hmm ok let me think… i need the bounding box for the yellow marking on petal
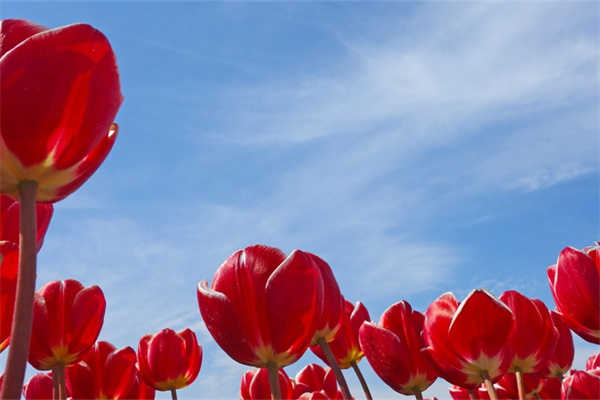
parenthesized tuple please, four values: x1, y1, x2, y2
(1, 140, 80, 202)
(509, 355, 539, 374)
(155, 375, 191, 391)
(399, 372, 435, 394)
(252, 344, 297, 368)
(461, 354, 505, 386)
(338, 349, 364, 369)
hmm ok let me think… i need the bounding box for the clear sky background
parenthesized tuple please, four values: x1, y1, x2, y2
(1, 1, 599, 399)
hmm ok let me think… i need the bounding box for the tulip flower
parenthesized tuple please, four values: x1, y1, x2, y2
(538, 311, 574, 380)
(137, 327, 202, 397)
(28, 279, 105, 370)
(311, 300, 371, 399)
(66, 341, 137, 400)
(22, 372, 54, 400)
(561, 369, 600, 399)
(240, 368, 294, 400)
(0, 18, 121, 397)
(0, 19, 123, 203)
(360, 300, 437, 399)
(499, 291, 558, 400)
(293, 364, 341, 400)
(197, 245, 324, 398)
(548, 245, 600, 344)
(28, 279, 105, 400)
(422, 289, 514, 399)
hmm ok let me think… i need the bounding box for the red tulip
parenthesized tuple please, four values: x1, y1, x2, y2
(22, 373, 54, 400)
(293, 364, 341, 400)
(548, 245, 600, 344)
(311, 300, 370, 369)
(360, 300, 437, 396)
(0, 194, 53, 250)
(0, 19, 123, 203)
(240, 368, 294, 400)
(422, 289, 515, 389)
(499, 290, 558, 375)
(538, 311, 574, 379)
(28, 279, 105, 370)
(561, 369, 600, 399)
(137, 328, 202, 391)
(66, 341, 137, 400)
(197, 245, 324, 368)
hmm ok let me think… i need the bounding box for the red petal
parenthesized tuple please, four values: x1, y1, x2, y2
(266, 250, 323, 365)
(197, 280, 259, 366)
(448, 289, 514, 365)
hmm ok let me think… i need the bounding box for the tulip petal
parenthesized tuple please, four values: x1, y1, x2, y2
(265, 250, 323, 366)
(448, 289, 514, 365)
(197, 280, 258, 366)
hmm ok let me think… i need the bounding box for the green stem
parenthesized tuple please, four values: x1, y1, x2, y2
(480, 370, 499, 400)
(317, 336, 352, 400)
(0, 180, 39, 400)
(170, 388, 178, 400)
(515, 370, 525, 400)
(266, 361, 282, 400)
(52, 362, 67, 400)
(351, 360, 372, 400)
(413, 386, 424, 400)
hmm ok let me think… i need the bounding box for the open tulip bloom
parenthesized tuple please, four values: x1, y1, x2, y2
(422, 289, 514, 399)
(360, 300, 437, 399)
(197, 245, 324, 399)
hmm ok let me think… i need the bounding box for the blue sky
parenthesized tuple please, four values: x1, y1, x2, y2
(1, 1, 598, 399)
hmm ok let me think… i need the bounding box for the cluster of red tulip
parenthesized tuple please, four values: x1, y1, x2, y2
(0, 18, 599, 400)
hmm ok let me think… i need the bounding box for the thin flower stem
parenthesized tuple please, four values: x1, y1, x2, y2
(316, 336, 352, 400)
(533, 392, 543, 400)
(0, 180, 39, 400)
(52, 362, 67, 400)
(413, 386, 424, 400)
(480, 369, 499, 400)
(557, 371, 564, 385)
(467, 389, 478, 400)
(515, 370, 525, 400)
(267, 361, 282, 400)
(351, 360, 372, 400)
(171, 388, 178, 400)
